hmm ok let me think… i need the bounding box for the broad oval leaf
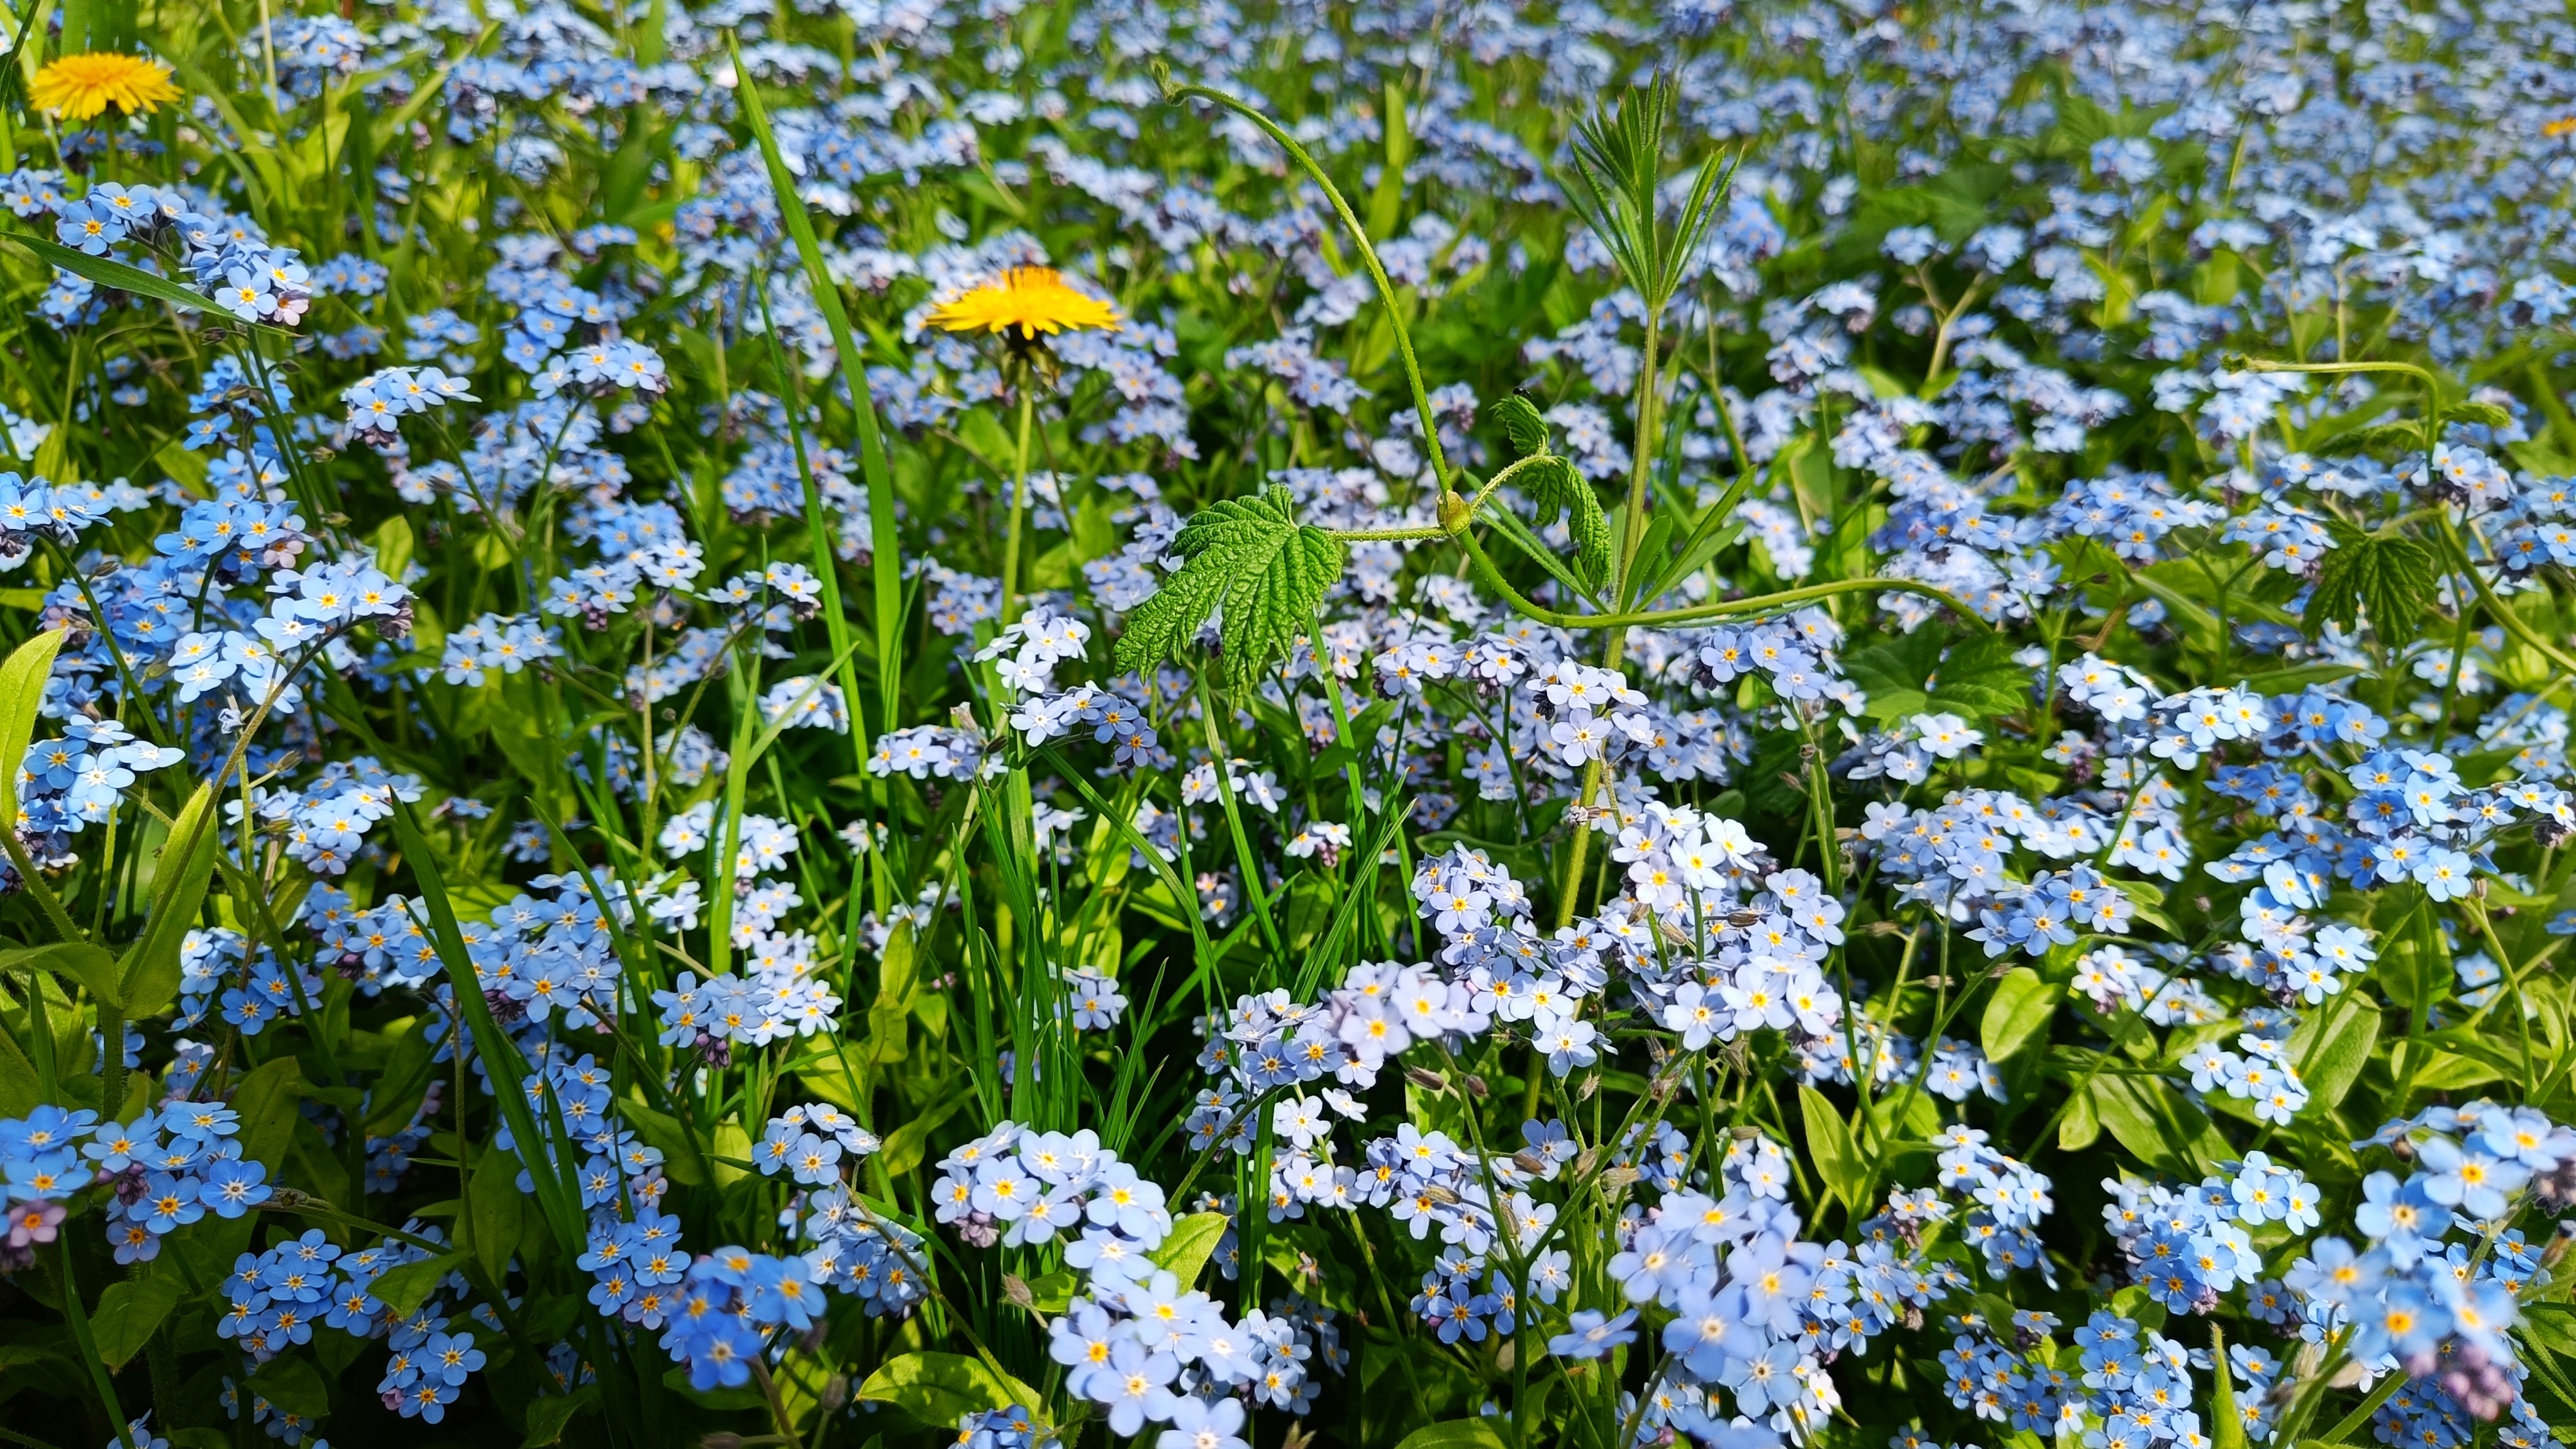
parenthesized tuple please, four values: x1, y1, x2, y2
(1798, 1084, 1865, 1210)
(1149, 1210, 1231, 1286)
(858, 1351, 1045, 1430)
(89, 1274, 181, 1370)
(0, 628, 65, 834)
(116, 780, 221, 1019)
(1980, 969, 2064, 1063)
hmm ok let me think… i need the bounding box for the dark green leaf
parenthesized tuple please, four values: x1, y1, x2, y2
(89, 1274, 180, 1370)
(2087, 1075, 2229, 1177)
(521, 1386, 598, 1447)
(1926, 634, 2032, 717)
(1395, 1422, 1513, 1449)
(230, 1057, 306, 1172)
(370, 1253, 462, 1318)
(246, 1353, 330, 1420)
(1845, 631, 1945, 723)
(470, 1147, 525, 1284)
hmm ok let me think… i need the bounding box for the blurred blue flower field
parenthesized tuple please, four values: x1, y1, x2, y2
(2, 1, 2576, 1447)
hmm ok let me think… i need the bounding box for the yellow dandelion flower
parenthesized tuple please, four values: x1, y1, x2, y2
(2548, 116, 2576, 138)
(924, 266, 1119, 338)
(31, 52, 181, 122)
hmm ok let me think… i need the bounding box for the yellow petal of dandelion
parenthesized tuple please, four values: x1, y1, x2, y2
(30, 52, 182, 122)
(924, 266, 1119, 338)
(2548, 116, 2576, 138)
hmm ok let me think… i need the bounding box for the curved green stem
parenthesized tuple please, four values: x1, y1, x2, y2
(1326, 452, 1563, 542)
(1158, 74, 1452, 494)
(2438, 513, 2576, 679)
(1457, 528, 1990, 632)
(1328, 525, 1449, 542)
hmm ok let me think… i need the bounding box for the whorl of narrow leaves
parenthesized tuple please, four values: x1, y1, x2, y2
(2309, 523, 2437, 636)
(1114, 486, 1345, 688)
(1489, 395, 1611, 586)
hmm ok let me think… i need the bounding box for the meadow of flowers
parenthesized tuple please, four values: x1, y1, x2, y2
(5, 1, 2576, 1447)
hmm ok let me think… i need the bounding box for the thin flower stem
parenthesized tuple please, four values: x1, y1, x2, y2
(1157, 75, 1452, 497)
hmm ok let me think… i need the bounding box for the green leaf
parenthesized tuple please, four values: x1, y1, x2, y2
(1150, 1211, 1232, 1287)
(88, 1273, 180, 1370)
(521, 1386, 598, 1447)
(1490, 394, 1548, 457)
(246, 1352, 330, 1420)
(116, 780, 220, 1018)
(857, 1352, 1045, 1430)
(370, 1253, 461, 1318)
(0, 628, 65, 834)
(2058, 1080, 2102, 1151)
(0, 1025, 38, 1116)
(614, 1096, 709, 1187)
(1395, 1421, 1514, 1449)
(2379, 901, 2450, 1014)
(2210, 1324, 2250, 1449)
(1844, 630, 1945, 723)
(470, 1146, 526, 1284)
(1980, 970, 2064, 1063)
(662, 1365, 766, 1411)
(389, 800, 589, 1257)
(1926, 634, 2032, 718)
(2309, 528, 2436, 637)
(1, 231, 284, 330)
(2444, 401, 2514, 430)
(877, 1090, 969, 1179)
(230, 1057, 306, 1172)
(1509, 453, 1611, 589)
(2087, 1074, 2229, 1177)
(2285, 991, 2379, 1112)
(1113, 486, 1346, 689)
(1021, 1268, 1079, 1313)
(1798, 1085, 1865, 1211)
(0, 941, 121, 1010)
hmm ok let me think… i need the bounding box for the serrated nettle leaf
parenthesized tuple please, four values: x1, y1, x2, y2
(1113, 486, 1346, 688)
(2309, 531, 2437, 636)
(1490, 393, 1550, 457)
